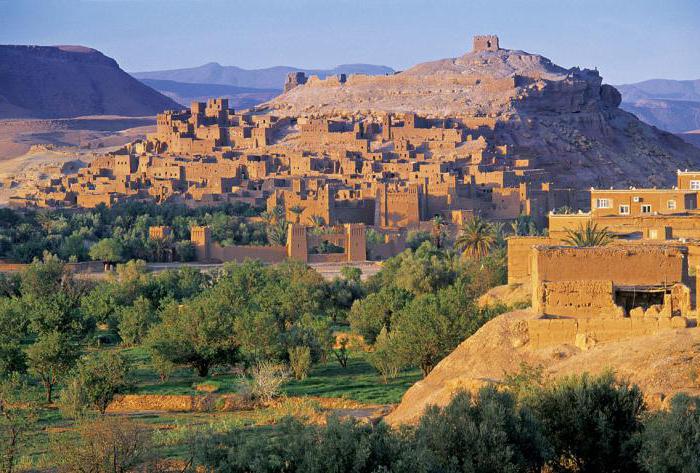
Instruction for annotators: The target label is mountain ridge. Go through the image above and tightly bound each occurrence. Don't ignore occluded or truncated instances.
[0,45,179,119]
[617,78,700,132]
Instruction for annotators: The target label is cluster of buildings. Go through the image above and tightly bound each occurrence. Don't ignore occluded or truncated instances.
[9,97,586,230]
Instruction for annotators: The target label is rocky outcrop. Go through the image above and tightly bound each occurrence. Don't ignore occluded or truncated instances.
[0,45,180,118]
[262,41,700,188]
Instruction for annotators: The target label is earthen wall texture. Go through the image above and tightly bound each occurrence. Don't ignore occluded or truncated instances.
[532,245,685,287]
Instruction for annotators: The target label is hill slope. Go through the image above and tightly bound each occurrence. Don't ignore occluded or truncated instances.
[386,309,700,425]
[0,45,180,119]
[132,63,395,90]
[263,41,700,188]
[617,79,700,133]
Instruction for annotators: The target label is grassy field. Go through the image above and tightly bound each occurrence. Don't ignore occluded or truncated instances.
[121,345,421,405]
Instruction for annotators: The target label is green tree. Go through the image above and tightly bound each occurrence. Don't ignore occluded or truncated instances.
[0,299,27,377]
[390,284,488,376]
[117,296,156,346]
[637,394,700,473]
[562,221,614,247]
[348,286,411,343]
[455,215,496,260]
[146,298,239,377]
[527,372,645,473]
[88,238,125,263]
[431,215,447,249]
[68,351,131,415]
[26,332,79,403]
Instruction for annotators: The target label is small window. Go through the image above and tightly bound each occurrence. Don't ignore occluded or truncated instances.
[596,198,612,209]
[667,200,677,210]
[619,204,630,215]
[691,181,700,190]
[641,204,652,214]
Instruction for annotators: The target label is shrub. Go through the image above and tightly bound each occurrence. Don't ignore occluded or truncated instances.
[368,329,403,384]
[637,394,700,473]
[288,346,312,380]
[526,372,645,473]
[243,361,289,403]
[53,416,154,473]
[413,387,549,473]
[66,351,131,415]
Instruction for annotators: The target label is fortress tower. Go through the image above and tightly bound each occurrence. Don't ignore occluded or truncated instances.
[190,226,211,262]
[472,35,500,53]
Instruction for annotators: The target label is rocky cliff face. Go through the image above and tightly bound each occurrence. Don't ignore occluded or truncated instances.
[0,45,180,118]
[263,44,700,188]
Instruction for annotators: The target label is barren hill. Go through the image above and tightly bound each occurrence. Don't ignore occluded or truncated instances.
[385,309,700,425]
[0,45,180,118]
[262,38,700,188]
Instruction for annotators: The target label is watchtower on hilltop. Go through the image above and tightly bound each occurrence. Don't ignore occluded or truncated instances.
[473,35,500,52]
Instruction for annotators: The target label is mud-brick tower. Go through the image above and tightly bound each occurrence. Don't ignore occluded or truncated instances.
[190,226,211,262]
[345,223,366,262]
[287,223,308,262]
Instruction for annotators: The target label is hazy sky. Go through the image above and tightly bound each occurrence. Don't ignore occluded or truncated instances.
[1,0,699,84]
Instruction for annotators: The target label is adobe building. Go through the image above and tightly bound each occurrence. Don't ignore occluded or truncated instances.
[523,244,695,349]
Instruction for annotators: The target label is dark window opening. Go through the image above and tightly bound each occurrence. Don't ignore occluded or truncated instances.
[614,289,665,315]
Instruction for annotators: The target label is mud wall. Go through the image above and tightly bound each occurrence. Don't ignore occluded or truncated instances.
[534,280,622,317]
[532,245,686,287]
[506,236,558,284]
[527,315,690,349]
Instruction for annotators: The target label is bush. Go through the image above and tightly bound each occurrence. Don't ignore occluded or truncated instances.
[413,387,549,473]
[53,416,154,472]
[65,351,131,415]
[637,394,700,473]
[242,361,289,403]
[288,346,311,380]
[526,372,645,473]
[368,329,403,384]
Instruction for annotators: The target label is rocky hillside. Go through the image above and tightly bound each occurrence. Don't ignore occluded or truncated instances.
[385,309,700,425]
[263,41,700,188]
[132,62,395,90]
[617,79,700,133]
[0,45,180,118]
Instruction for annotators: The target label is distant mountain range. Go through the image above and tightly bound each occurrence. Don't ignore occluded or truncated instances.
[131,62,395,89]
[138,79,280,109]
[0,45,179,119]
[131,63,395,109]
[617,79,700,133]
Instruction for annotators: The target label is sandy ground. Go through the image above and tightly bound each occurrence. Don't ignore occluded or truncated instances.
[0,115,155,160]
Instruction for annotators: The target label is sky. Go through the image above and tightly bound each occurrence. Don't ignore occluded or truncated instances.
[1,0,699,84]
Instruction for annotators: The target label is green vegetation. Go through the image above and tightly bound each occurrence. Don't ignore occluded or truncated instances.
[563,221,615,247]
[1,206,696,472]
[0,201,266,263]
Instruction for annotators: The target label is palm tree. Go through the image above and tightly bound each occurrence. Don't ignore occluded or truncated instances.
[562,221,614,247]
[431,215,446,248]
[489,221,507,249]
[289,205,305,224]
[454,215,496,260]
[510,214,539,236]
